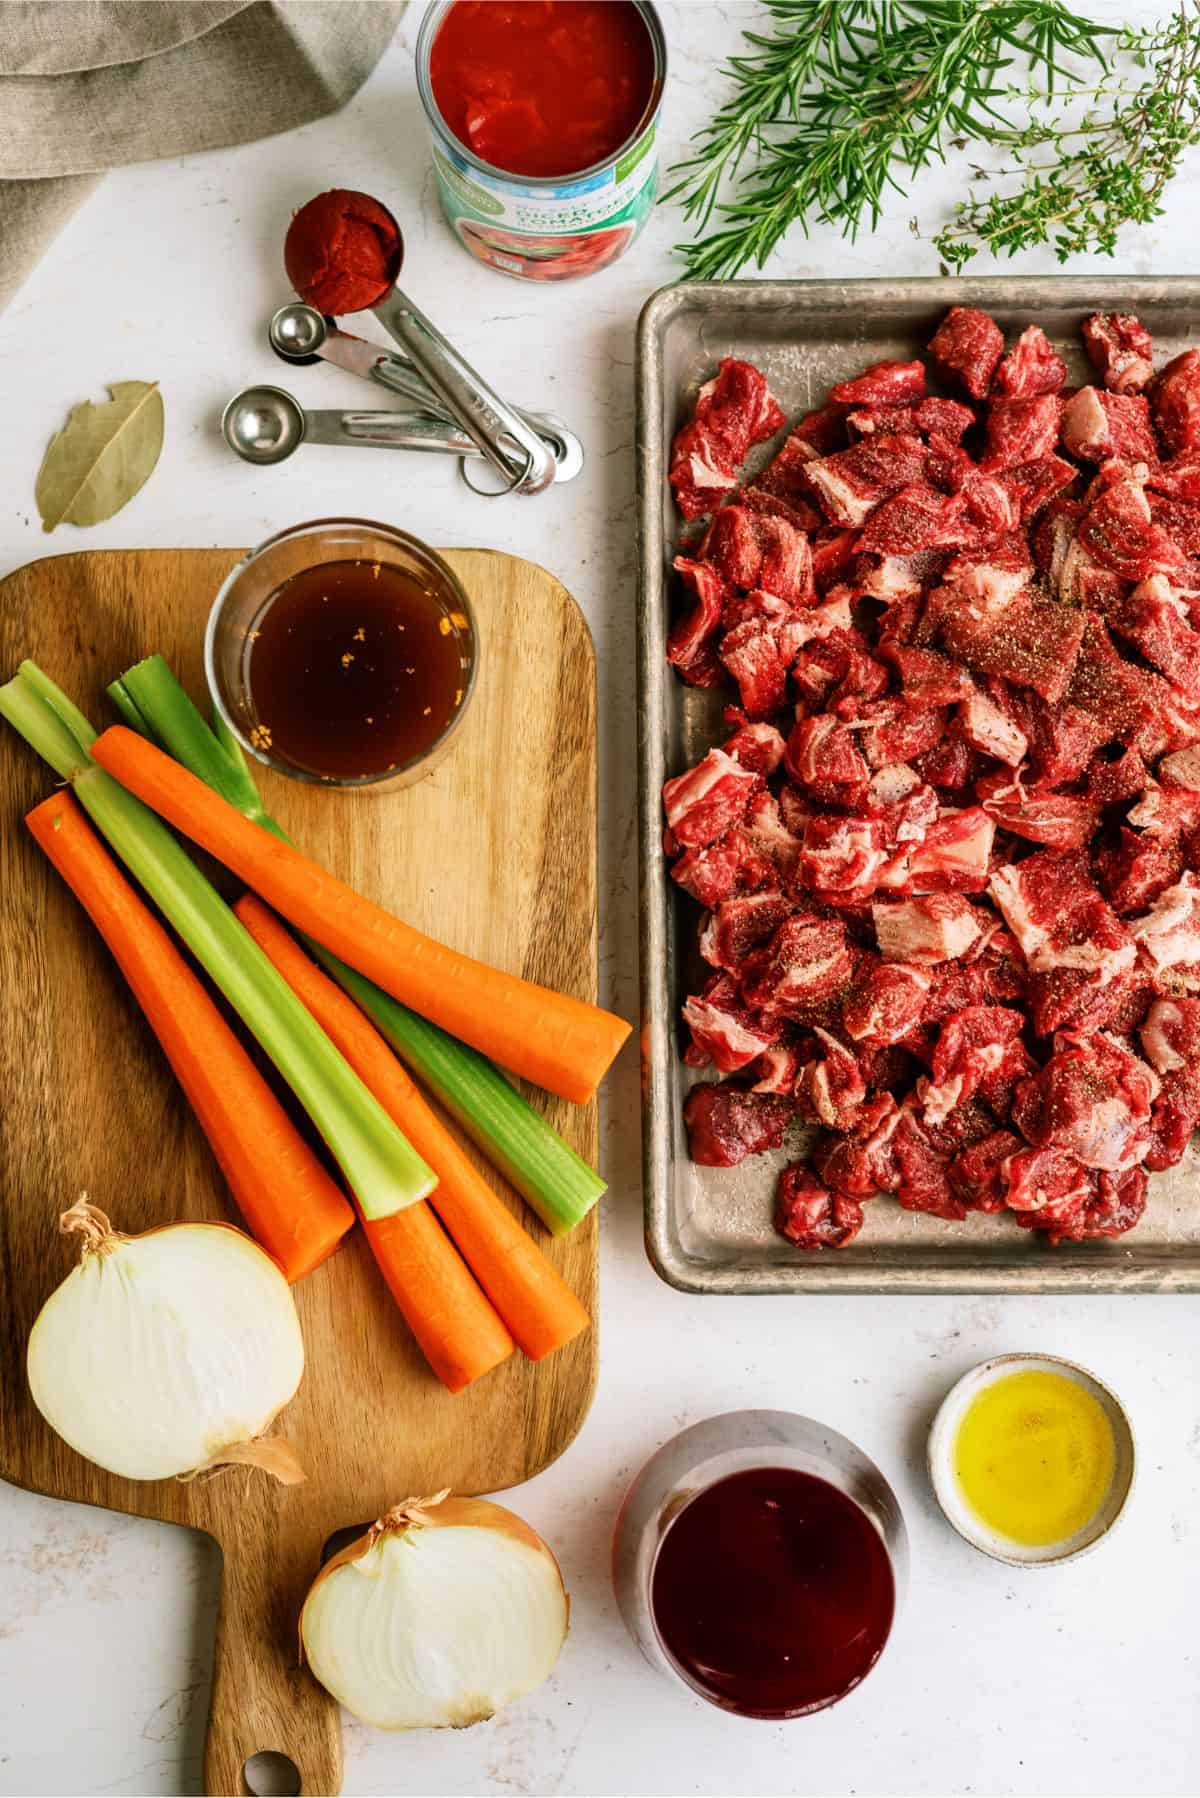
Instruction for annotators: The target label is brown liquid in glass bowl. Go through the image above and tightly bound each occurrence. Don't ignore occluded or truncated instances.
[246,557,471,779]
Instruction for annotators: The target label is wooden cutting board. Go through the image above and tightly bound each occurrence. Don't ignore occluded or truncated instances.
[0,548,600,1797]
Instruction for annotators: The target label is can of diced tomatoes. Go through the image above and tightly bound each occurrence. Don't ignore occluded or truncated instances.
[415,1,667,283]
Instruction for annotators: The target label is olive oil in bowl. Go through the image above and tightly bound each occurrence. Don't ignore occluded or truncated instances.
[929,1354,1135,1565]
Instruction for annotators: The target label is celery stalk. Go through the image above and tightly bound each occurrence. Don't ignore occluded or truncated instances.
[1,670,436,1221]
[115,654,608,1235]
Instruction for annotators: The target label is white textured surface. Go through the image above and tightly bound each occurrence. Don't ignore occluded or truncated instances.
[2,4,1199,1794]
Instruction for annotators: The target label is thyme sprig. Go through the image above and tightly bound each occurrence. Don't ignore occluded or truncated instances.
[933,4,1200,266]
[665,0,1198,280]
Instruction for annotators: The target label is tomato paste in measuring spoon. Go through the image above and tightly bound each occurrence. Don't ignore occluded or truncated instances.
[429,1,657,179]
[650,1468,896,1718]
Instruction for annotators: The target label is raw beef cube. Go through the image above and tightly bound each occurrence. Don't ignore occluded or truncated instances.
[740,914,858,1024]
[669,420,739,519]
[663,748,760,848]
[1075,473,1186,582]
[1082,312,1154,395]
[872,893,983,964]
[1087,745,1149,810]
[785,714,871,806]
[893,1101,967,1220]
[948,1129,1023,1213]
[900,807,995,895]
[925,932,1026,1020]
[983,394,1062,468]
[738,484,826,537]
[669,828,777,908]
[750,1039,806,1096]
[959,467,1020,539]
[1129,874,1200,989]
[797,1028,868,1130]
[666,556,727,685]
[802,435,929,528]
[776,1164,865,1249]
[1004,1143,1094,1215]
[841,958,932,1045]
[696,357,785,455]
[879,644,975,707]
[959,689,1028,765]
[980,786,1099,851]
[1147,492,1200,556]
[941,535,1034,609]
[1060,386,1158,463]
[814,1093,904,1199]
[700,892,797,975]
[798,813,889,898]
[743,790,804,880]
[830,358,927,407]
[996,454,1078,523]
[719,621,792,719]
[682,973,782,1073]
[1112,577,1200,699]
[1152,349,1200,455]
[779,401,850,462]
[928,306,1005,400]
[921,1006,1033,1127]
[857,699,949,769]
[989,850,1138,1034]
[847,397,976,444]
[1140,994,1200,1075]
[939,593,1085,704]
[856,483,976,556]
[1011,1030,1157,1173]
[913,731,978,791]
[1016,692,1107,789]
[1146,452,1200,503]
[701,505,814,602]
[719,715,784,778]
[811,528,861,592]
[684,1082,794,1167]
[1065,613,1172,760]
[991,325,1067,399]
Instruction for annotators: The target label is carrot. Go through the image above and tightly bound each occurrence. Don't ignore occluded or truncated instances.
[25,791,354,1283]
[236,894,591,1361]
[90,727,631,1105]
[359,1203,515,1394]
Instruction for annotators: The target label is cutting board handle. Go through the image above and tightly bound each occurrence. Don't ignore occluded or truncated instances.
[202,1528,342,1797]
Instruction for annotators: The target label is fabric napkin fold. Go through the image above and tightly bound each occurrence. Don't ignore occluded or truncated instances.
[0,0,405,312]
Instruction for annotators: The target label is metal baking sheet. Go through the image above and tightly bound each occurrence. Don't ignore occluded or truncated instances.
[637,276,1200,1294]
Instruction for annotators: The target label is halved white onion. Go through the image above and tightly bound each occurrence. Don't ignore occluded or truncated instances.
[27,1199,305,1482]
[301,1491,569,1730]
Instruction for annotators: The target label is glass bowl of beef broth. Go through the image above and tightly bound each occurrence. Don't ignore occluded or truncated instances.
[613,1411,907,1719]
[205,518,477,790]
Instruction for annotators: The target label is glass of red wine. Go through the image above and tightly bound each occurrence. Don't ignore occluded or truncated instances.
[613,1410,907,1719]
[206,517,478,790]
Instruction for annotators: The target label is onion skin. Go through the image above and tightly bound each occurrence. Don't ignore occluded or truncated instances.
[300,1491,569,1730]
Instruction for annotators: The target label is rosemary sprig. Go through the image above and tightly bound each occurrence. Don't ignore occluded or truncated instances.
[933,4,1200,266]
[665,0,1192,281]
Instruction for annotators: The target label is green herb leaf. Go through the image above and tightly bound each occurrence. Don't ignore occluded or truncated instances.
[35,381,164,533]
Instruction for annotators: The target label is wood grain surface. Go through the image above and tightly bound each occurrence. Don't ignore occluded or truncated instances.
[0,548,601,1797]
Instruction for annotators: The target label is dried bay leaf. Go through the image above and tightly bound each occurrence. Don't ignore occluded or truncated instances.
[36,381,164,532]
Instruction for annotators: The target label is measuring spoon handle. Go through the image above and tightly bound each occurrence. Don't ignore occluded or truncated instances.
[372,289,558,495]
[301,409,481,455]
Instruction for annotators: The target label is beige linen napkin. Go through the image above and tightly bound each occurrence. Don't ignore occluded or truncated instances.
[0,1,406,311]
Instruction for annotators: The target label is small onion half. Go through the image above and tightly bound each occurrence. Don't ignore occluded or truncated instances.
[300,1491,569,1730]
[27,1199,305,1482]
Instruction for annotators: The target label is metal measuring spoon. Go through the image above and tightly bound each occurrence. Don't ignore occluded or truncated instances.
[268,303,584,486]
[221,385,484,465]
[283,198,559,496]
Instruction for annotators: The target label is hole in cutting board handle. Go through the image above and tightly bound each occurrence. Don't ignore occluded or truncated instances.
[243,1750,301,1796]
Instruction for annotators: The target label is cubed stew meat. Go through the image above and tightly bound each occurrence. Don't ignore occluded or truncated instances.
[663,307,1200,1250]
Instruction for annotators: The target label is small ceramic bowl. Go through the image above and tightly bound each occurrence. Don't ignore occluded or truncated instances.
[928,1352,1136,1567]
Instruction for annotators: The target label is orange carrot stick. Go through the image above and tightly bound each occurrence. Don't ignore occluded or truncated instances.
[90,726,630,1105]
[360,1203,515,1394]
[25,791,354,1283]
[236,894,591,1361]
